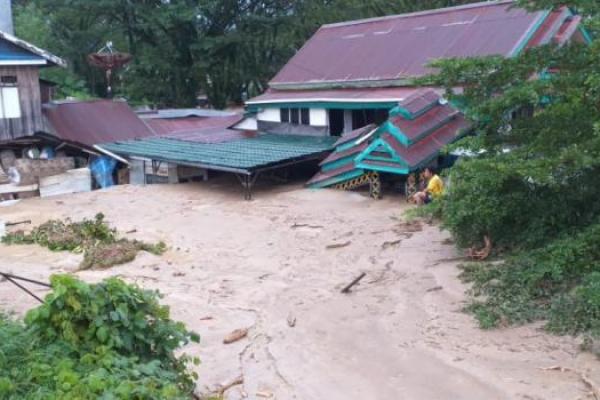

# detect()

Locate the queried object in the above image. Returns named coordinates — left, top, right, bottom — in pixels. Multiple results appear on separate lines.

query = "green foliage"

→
left=460, top=222, right=600, bottom=335
left=0, top=276, right=199, bottom=399
left=422, top=0, right=600, bottom=338
left=2, top=213, right=166, bottom=269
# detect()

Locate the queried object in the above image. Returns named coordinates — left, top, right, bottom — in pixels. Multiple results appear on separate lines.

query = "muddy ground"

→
left=1, top=181, right=599, bottom=400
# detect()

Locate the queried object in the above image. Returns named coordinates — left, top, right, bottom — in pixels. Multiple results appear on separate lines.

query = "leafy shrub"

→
left=460, top=222, right=600, bottom=335
left=0, top=275, right=199, bottom=399
left=2, top=213, right=166, bottom=269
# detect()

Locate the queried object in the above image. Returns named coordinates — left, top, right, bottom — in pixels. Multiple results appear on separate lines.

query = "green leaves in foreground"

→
left=0, top=275, right=199, bottom=399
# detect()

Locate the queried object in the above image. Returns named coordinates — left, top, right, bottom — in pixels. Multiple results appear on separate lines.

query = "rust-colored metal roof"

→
left=391, top=103, right=459, bottom=141
left=398, top=89, right=441, bottom=116
left=270, top=1, right=574, bottom=88
left=385, top=114, right=470, bottom=167
left=44, top=100, right=155, bottom=146
left=144, top=114, right=243, bottom=136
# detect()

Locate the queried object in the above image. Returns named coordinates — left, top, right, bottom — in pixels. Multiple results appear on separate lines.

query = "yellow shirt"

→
left=426, top=174, right=444, bottom=198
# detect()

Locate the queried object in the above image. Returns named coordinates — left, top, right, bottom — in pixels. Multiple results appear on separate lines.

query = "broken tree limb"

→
left=215, top=375, right=244, bottom=397
left=326, top=241, right=351, bottom=250
left=6, top=219, right=31, bottom=227
left=223, top=328, right=249, bottom=344
left=341, top=272, right=367, bottom=294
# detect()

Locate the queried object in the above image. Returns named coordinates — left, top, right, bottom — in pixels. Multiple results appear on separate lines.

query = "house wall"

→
left=257, top=108, right=281, bottom=123
left=255, top=106, right=329, bottom=136
left=0, top=66, right=45, bottom=142
left=310, top=108, right=327, bottom=126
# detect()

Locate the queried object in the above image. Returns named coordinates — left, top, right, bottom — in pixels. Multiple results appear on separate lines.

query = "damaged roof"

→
left=44, top=100, right=155, bottom=146
left=0, top=30, right=66, bottom=67
left=269, top=1, right=585, bottom=89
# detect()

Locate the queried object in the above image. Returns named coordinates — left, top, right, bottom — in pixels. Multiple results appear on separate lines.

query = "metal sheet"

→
left=44, top=100, right=156, bottom=146
left=270, top=1, right=552, bottom=87
left=103, top=134, right=337, bottom=172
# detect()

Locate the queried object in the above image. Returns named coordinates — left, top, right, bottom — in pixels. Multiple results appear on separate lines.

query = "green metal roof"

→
left=102, top=134, right=337, bottom=173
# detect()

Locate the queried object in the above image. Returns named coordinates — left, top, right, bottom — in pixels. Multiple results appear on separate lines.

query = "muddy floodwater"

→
left=1, top=182, right=598, bottom=399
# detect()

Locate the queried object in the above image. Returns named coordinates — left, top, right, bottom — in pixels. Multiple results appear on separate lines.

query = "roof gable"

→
left=0, top=30, right=66, bottom=67
left=270, top=1, right=579, bottom=90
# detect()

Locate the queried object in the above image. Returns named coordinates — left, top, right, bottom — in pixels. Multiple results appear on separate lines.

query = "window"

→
left=290, top=108, right=299, bottom=124
left=352, top=109, right=389, bottom=130
left=0, top=75, right=20, bottom=119
left=280, top=107, right=310, bottom=125
left=280, top=108, right=290, bottom=123
left=301, top=108, right=310, bottom=125
left=1, top=76, right=17, bottom=85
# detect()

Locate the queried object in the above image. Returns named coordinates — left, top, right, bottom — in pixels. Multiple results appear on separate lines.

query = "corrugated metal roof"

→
left=391, top=104, right=458, bottom=141
left=269, top=1, right=570, bottom=88
left=247, top=87, right=422, bottom=105
left=397, top=89, right=441, bottom=117
left=385, top=115, right=470, bottom=167
left=44, top=100, right=156, bottom=146
left=144, top=114, right=243, bottom=136
left=102, top=134, right=337, bottom=172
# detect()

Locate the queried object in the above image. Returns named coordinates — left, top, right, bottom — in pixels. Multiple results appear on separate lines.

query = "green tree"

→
left=426, top=0, right=600, bottom=336
left=14, top=0, right=481, bottom=107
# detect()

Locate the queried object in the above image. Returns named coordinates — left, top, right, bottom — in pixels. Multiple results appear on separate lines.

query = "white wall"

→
left=257, top=108, right=281, bottom=122
left=309, top=108, right=327, bottom=127
left=256, top=107, right=328, bottom=127
left=233, top=116, right=258, bottom=131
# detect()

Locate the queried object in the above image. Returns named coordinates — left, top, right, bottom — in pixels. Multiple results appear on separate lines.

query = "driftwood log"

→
left=341, top=272, right=367, bottom=294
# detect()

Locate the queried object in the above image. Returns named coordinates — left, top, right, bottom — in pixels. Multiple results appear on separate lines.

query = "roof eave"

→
left=269, top=77, right=416, bottom=91
left=0, top=30, right=67, bottom=68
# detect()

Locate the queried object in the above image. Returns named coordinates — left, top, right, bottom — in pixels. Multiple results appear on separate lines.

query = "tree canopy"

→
left=427, top=0, right=600, bottom=338
left=13, top=0, right=478, bottom=108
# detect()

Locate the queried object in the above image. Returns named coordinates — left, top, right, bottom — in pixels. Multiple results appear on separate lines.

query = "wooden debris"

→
left=467, top=235, right=492, bottom=261
left=540, top=366, right=600, bottom=400
left=326, top=241, right=351, bottom=250
left=0, top=183, right=38, bottom=195
left=291, top=223, right=323, bottom=229
left=125, top=229, right=137, bottom=234
left=39, top=168, right=91, bottom=198
left=215, top=375, right=244, bottom=397
left=287, top=313, right=297, bottom=328
left=223, top=328, right=249, bottom=344
left=6, top=219, right=31, bottom=227
left=256, top=391, right=274, bottom=398
left=341, top=272, right=367, bottom=294
left=381, top=239, right=402, bottom=249
left=426, top=286, right=443, bottom=293
left=199, top=316, right=214, bottom=321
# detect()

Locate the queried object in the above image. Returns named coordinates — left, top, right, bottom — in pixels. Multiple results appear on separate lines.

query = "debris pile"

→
left=1, top=213, right=166, bottom=269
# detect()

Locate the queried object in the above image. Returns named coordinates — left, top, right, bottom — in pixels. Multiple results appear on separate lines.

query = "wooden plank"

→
left=39, top=168, right=91, bottom=198
left=0, top=66, right=47, bottom=141
left=0, top=182, right=38, bottom=194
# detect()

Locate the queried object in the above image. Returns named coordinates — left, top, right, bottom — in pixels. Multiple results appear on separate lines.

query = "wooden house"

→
left=245, top=1, right=589, bottom=137
left=0, top=0, right=66, bottom=143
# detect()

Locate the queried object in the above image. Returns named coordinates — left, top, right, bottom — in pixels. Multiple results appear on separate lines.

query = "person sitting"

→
left=412, top=167, right=443, bottom=205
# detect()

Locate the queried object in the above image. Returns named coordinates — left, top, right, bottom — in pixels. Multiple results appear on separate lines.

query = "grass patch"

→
left=2, top=213, right=166, bottom=270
